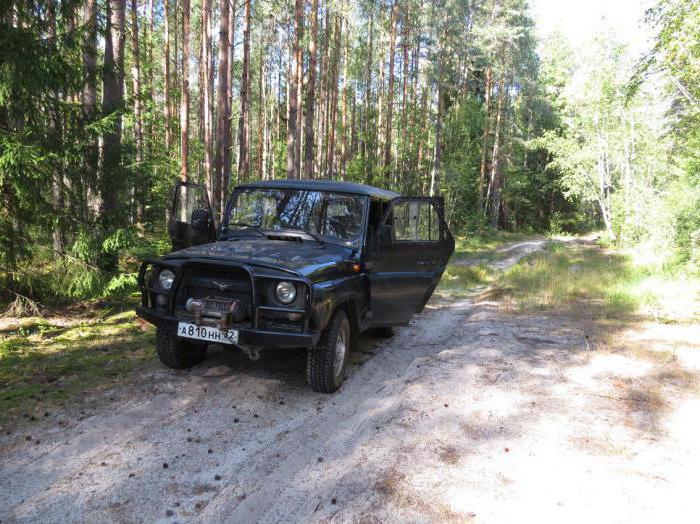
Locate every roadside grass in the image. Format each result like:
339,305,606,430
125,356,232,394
450,230,533,262
493,241,639,319
438,264,492,295
0,301,155,426
437,231,536,296
492,239,700,324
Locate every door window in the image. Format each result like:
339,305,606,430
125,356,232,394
392,200,442,242
173,183,212,223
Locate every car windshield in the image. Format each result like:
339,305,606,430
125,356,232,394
222,188,367,246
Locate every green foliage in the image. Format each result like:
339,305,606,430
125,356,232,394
1,0,697,310
0,309,155,425
536,15,699,270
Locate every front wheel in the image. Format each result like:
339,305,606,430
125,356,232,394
156,328,207,369
307,309,352,393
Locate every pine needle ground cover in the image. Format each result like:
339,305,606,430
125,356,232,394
0,305,155,426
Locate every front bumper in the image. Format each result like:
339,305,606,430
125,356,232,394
137,258,318,350
136,307,318,349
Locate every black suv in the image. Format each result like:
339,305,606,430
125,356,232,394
137,179,454,392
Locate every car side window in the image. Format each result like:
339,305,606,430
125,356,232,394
173,183,212,223
392,201,441,242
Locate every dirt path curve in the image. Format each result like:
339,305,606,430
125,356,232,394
3,237,699,523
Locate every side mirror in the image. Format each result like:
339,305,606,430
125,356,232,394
191,209,210,231
378,224,393,248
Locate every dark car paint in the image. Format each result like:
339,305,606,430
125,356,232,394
162,239,367,335
137,181,454,352
165,239,355,281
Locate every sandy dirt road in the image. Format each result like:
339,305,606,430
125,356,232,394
2,239,700,523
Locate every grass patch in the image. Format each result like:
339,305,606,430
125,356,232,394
0,302,155,426
437,231,536,296
494,244,639,319
451,230,533,262
438,264,492,295
493,240,700,323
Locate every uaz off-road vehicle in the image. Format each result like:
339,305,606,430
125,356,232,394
137,179,454,392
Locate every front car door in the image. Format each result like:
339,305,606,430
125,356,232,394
369,197,455,326
168,182,216,250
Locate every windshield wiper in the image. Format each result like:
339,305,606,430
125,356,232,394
226,221,266,238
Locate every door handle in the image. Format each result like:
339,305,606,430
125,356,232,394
417,259,433,267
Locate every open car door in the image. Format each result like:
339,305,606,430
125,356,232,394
369,197,455,326
168,182,216,251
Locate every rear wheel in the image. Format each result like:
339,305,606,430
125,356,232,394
307,309,351,393
156,328,207,369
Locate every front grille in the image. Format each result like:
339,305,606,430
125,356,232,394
175,267,253,321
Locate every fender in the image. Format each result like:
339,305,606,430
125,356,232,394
311,274,367,332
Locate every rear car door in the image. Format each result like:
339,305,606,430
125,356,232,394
168,182,216,250
369,197,455,326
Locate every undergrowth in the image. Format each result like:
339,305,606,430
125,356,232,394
0,306,155,426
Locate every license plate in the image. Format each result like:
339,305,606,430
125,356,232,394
177,322,239,345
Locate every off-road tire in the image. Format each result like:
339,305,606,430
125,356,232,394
307,309,351,393
370,326,395,338
156,328,207,369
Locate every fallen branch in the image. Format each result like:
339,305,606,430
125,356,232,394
1,290,44,318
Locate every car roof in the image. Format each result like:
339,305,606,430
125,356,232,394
236,179,401,200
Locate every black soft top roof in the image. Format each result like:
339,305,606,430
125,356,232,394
236,179,400,200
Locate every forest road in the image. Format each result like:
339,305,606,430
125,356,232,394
3,237,699,523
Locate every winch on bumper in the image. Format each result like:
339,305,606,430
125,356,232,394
136,258,320,352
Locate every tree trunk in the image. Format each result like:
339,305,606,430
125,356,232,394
488,72,506,228
238,0,252,181
595,112,616,240
375,51,385,166
478,66,493,214
399,10,409,184
417,83,428,187
362,10,373,180
316,9,329,178
82,0,98,215
257,33,266,180
295,11,304,178
82,0,98,124
326,16,341,178
408,30,420,189
383,2,398,177
213,0,231,219
47,3,64,253
201,0,213,203
340,25,349,179
180,0,190,182
286,0,303,179
101,0,127,219
147,0,155,143
303,0,319,179
223,0,236,206
430,82,444,197
164,0,172,152
130,0,144,221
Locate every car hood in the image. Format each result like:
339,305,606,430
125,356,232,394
164,239,355,277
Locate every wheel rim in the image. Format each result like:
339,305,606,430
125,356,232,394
333,325,347,378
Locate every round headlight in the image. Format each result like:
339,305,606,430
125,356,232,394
275,281,297,304
158,269,175,290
